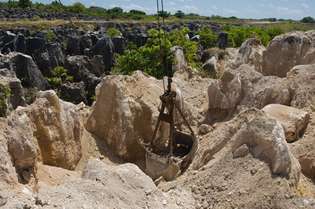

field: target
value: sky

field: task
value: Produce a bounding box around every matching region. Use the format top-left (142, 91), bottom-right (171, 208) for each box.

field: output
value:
top-left (34, 0), bottom-right (315, 20)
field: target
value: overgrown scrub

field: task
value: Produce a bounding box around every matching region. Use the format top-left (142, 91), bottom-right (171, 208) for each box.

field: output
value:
top-left (198, 27), bottom-right (218, 48)
top-left (114, 28), bottom-right (198, 78)
top-left (106, 27), bottom-right (121, 38)
top-left (47, 66), bottom-right (73, 88)
top-left (223, 25), bottom-right (283, 47)
top-left (0, 83), bottom-right (10, 117)
top-left (45, 30), bottom-right (57, 42)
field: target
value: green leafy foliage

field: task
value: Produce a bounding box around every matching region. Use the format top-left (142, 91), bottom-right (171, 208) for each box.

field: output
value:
top-left (68, 2), bottom-right (86, 13)
top-left (223, 25), bottom-right (284, 47)
top-left (106, 27), bottom-right (121, 38)
top-left (168, 27), bottom-right (198, 66)
top-left (174, 10), bottom-right (185, 18)
top-left (0, 83), bottom-right (10, 117)
top-left (115, 28), bottom-right (197, 79)
top-left (47, 66), bottom-right (73, 88)
top-left (301, 16), bottom-right (315, 23)
top-left (18, 0), bottom-right (31, 8)
top-left (198, 27), bottom-right (218, 48)
top-left (157, 11), bottom-right (171, 18)
top-left (45, 30), bottom-right (57, 42)
top-left (129, 9), bottom-right (146, 16)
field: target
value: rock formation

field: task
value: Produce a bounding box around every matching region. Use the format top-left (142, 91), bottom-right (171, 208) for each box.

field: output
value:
top-left (231, 38), bottom-right (265, 71)
top-left (263, 104), bottom-right (310, 142)
top-left (262, 31), bottom-right (315, 77)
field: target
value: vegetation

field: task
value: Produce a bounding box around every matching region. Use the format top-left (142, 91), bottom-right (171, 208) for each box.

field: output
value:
top-left (47, 66), bottom-right (73, 88)
top-left (0, 83), bottom-right (10, 117)
top-left (45, 29), bottom-right (57, 42)
top-left (198, 27), bottom-right (218, 48)
top-left (106, 27), bottom-right (121, 38)
top-left (301, 16), bottom-right (315, 23)
top-left (223, 25), bottom-right (284, 47)
top-left (17, 0), bottom-right (31, 8)
top-left (115, 28), bottom-right (198, 78)
top-left (174, 10), bottom-right (185, 19)
top-left (68, 2), bottom-right (86, 13)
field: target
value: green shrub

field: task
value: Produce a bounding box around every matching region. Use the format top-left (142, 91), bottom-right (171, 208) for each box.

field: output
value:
top-left (45, 30), bottom-right (57, 42)
top-left (106, 27), bottom-right (121, 38)
top-left (223, 26), bottom-right (284, 47)
top-left (18, 0), bottom-right (32, 8)
top-left (47, 66), bottom-right (73, 88)
top-left (301, 16), bottom-right (315, 23)
top-left (198, 27), bottom-right (218, 48)
top-left (115, 28), bottom-right (198, 78)
top-left (68, 2), bottom-right (86, 13)
top-left (174, 10), bottom-right (185, 18)
top-left (0, 83), bottom-right (11, 117)
top-left (169, 27), bottom-right (198, 65)
top-left (129, 9), bottom-right (146, 16)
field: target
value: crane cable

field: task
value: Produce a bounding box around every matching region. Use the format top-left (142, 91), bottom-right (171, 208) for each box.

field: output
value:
top-left (156, 0), bottom-right (170, 92)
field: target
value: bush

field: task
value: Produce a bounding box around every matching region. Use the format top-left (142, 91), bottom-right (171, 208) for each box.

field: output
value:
top-left (301, 16), bottom-right (315, 23)
top-left (48, 1), bottom-right (65, 12)
top-left (174, 10), bottom-right (185, 18)
top-left (114, 29), bottom-right (172, 78)
top-left (198, 27), bottom-right (218, 48)
top-left (0, 83), bottom-right (10, 117)
top-left (168, 27), bottom-right (198, 65)
top-left (47, 66), bottom-right (73, 88)
top-left (18, 0), bottom-right (32, 8)
top-left (107, 7), bottom-right (124, 18)
top-left (115, 28), bottom-right (197, 78)
top-left (158, 11), bottom-right (170, 18)
top-left (106, 27), bottom-right (121, 38)
top-left (223, 26), bottom-right (283, 47)
top-left (129, 9), bottom-right (146, 16)
top-left (45, 30), bottom-right (57, 42)
top-left (7, 0), bottom-right (18, 8)
top-left (68, 2), bottom-right (86, 13)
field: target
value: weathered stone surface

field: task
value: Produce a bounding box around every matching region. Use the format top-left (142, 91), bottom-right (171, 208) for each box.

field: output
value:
top-left (194, 109), bottom-right (300, 184)
top-left (35, 159), bottom-right (192, 209)
top-left (86, 71), bottom-right (190, 164)
top-left (86, 71), bottom-right (164, 163)
top-left (202, 56), bottom-right (217, 77)
top-left (2, 90), bottom-right (83, 175)
top-left (232, 112), bottom-right (300, 178)
top-left (0, 120), bottom-right (18, 187)
top-left (0, 68), bottom-right (26, 111)
top-left (8, 52), bottom-right (48, 90)
top-left (232, 38), bottom-right (265, 71)
top-left (91, 36), bottom-right (114, 72)
top-left (171, 46), bottom-right (187, 72)
top-left (207, 69), bottom-right (242, 121)
top-left (263, 104), bottom-right (310, 142)
top-left (262, 31), bottom-right (315, 77)
top-left (65, 55), bottom-right (102, 102)
top-left (6, 108), bottom-right (38, 184)
top-left (31, 91), bottom-right (82, 170)
top-left (59, 82), bottom-right (87, 105)
top-left (165, 109), bottom-right (302, 209)
top-left (206, 65), bottom-right (292, 122)
top-left (287, 64), bottom-right (315, 109)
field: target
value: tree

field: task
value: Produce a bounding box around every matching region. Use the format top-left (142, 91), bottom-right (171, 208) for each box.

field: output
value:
top-left (8, 0), bottom-right (18, 8)
top-left (18, 0), bottom-right (32, 8)
top-left (108, 7), bottom-right (123, 14)
top-left (129, 9), bottom-right (146, 15)
top-left (174, 10), bottom-right (185, 18)
top-left (68, 2), bottom-right (86, 13)
top-left (301, 16), bottom-right (315, 23)
top-left (158, 11), bottom-right (170, 18)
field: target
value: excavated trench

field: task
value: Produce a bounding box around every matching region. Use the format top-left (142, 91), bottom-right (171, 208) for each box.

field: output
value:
top-left (144, 130), bottom-right (197, 181)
